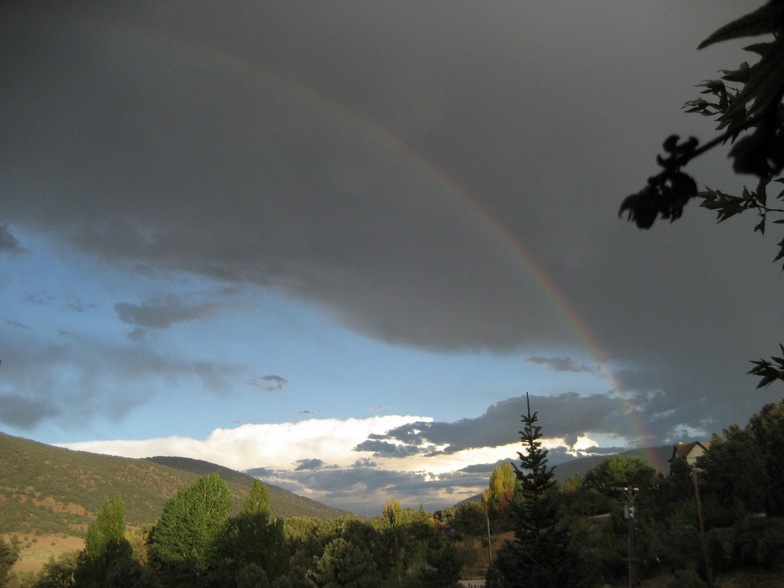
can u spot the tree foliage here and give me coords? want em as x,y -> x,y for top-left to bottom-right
308,537 -> 381,588
701,399 -> 784,518
451,500 -> 486,537
488,394 -> 585,588
618,1 -> 784,387
147,474 -> 233,585
382,499 -> 403,527
16,405 -> 784,587
74,495 -> 135,588
0,536 -> 19,588
32,551 -> 79,588
483,461 -> 517,525
415,533 -> 463,588
583,455 -> 659,491
215,482 -> 289,586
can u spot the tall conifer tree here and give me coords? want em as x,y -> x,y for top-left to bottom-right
487,394 -> 584,588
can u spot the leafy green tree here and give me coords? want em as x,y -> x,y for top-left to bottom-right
215,481 -> 289,586
382,499 -> 403,527
406,504 -> 433,526
282,517 -> 331,587
483,461 -> 517,524
74,495 -> 135,588
147,474 -> 233,587
746,399 -> 784,515
487,394 -> 585,588
33,551 -> 79,588
618,2 -> 784,387
701,399 -> 784,518
243,479 -> 271,518
104,556 -> 162,588
235,563 -> 270,588
308,537 -> 381,588
0,536 -> 19,588
700,426 -> 769,522
583,455 -> 658,491
338,519 -> 396,581
450,501 -> 486,537
415,533 -> 462,588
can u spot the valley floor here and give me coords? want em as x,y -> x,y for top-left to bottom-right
3,533 -> 83,574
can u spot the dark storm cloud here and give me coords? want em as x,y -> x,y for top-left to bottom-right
1,1 -> 780,438
114,295 -> 223,330
23,294 -> 56,306
245,467 -> 275,478
295,458 -> 325,471
298,409 -> 321,416
353,439 -> 436,458
0,328 -> 242,430
527,356 -> 596,374
250,375 -> 288,392
246,440 -> 647,515
0,395 -> 59,428
371,390 -> 731,453
0,225 -> 25,255
193,361 -> 237,396
65,298 -> 95,313
249,458 -> 518,514
358,393 -> 647,456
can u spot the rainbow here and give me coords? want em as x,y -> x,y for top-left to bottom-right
63,13 -> 665,471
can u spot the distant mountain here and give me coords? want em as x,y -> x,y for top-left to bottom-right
0,431 -> 347,537
553,445 -> 673,482
148,456 -> 348,520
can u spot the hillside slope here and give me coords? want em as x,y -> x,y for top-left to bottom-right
0,431 -> 346,536
148,455 -> 347,520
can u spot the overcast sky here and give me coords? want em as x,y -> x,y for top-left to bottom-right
2,1 -> 781,514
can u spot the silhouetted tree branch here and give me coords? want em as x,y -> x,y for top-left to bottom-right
619,0 -> 784,388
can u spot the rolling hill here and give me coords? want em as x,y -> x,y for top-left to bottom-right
0,431 -> 347,537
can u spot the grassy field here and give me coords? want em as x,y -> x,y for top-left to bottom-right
4,533 -> 83,574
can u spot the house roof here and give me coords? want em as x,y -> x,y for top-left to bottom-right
669,441 -> 711,462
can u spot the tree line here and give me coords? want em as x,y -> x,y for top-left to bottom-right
1,474 -> 463,588
3,396 -> 784,587
444,397 -> 784,587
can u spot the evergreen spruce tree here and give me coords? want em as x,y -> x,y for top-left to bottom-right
487,394 -> 585,588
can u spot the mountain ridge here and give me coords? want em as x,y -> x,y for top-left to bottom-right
0,431 -> 347,537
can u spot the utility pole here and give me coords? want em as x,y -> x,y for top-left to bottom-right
692,468 -> 714,588
611,486 -> 639,588
483,499 -> 493,562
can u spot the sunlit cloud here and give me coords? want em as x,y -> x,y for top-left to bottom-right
58,415 -> 606,513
